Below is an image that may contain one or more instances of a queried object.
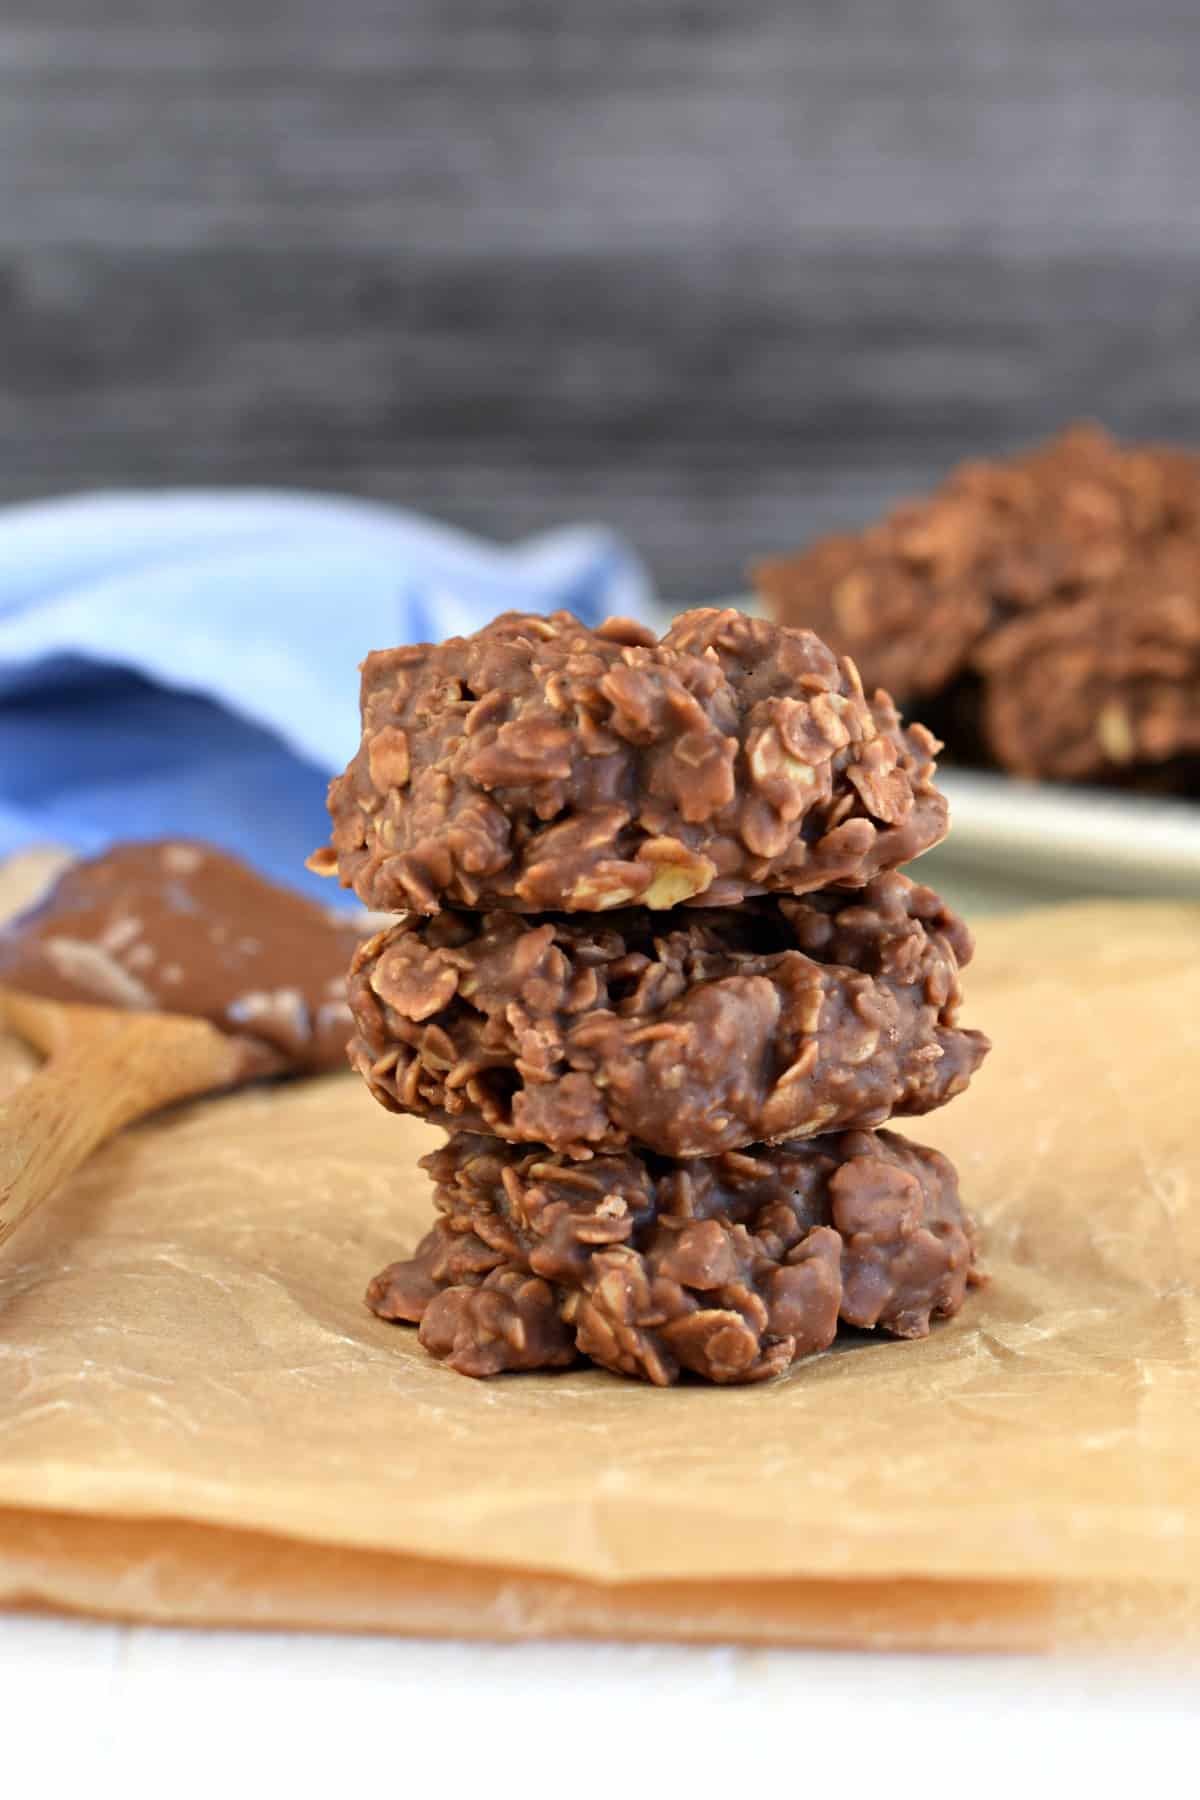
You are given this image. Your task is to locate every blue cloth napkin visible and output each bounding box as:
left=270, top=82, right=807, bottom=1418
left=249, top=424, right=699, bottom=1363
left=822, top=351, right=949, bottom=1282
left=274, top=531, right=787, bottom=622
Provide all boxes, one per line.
left=0, top=491, right=652, bottom=899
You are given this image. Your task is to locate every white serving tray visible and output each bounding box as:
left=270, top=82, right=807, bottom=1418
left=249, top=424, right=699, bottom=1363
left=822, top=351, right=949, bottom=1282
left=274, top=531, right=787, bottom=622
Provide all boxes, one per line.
left=932, top=768, right=1200, bottom=905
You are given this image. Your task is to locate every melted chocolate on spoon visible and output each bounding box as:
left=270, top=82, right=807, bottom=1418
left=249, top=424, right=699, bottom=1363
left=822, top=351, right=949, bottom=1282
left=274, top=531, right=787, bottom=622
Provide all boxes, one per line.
left=0, top=841, right=370, bottom=1076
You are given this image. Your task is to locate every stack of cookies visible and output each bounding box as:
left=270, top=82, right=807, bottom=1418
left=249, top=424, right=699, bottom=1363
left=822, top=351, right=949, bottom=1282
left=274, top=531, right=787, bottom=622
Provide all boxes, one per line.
left=319, top=608, right=989, bottom=1384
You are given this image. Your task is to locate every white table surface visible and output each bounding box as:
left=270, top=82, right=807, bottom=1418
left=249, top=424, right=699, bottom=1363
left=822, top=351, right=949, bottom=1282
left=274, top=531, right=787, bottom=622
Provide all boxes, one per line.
left=6, top=1612, right=1197, bottom=1799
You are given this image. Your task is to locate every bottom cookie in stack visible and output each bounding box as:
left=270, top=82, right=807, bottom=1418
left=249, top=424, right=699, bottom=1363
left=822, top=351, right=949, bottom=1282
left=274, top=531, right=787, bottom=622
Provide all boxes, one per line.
left=367, top=1128, right=979, bottom=1385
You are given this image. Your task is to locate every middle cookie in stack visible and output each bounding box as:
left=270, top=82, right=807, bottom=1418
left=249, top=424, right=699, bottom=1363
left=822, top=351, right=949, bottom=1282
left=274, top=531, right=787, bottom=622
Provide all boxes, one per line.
left=326, top=606, right=989, bottom=1383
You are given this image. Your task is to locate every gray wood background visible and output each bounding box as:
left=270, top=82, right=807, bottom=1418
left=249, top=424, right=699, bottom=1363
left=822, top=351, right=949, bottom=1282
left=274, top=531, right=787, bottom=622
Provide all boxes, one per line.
left=3, top=0, right=1199, bottom=598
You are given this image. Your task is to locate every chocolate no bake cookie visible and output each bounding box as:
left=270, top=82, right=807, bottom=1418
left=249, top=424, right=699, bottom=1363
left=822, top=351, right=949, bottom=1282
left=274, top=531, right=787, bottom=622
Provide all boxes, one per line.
left=755, top=424, right=1200, bottom=786
left=321, top=606, right=949, bottom=915
left=367, top=1127, right=978, bottom=1384
left=975, top=582, right=1200, bottom=782
left=347, top=871, right=988, bottom=1158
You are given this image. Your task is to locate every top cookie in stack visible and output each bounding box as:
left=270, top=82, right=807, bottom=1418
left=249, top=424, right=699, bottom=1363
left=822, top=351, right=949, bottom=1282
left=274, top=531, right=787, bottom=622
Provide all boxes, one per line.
left=325, top=608, right=949, bottom=915
left=321, top=608, right=988, bottom=1384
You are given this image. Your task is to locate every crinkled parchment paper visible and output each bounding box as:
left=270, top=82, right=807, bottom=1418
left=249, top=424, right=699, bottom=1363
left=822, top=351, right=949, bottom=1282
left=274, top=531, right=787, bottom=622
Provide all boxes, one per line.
left=1, top=851, right=1198, bottom=1650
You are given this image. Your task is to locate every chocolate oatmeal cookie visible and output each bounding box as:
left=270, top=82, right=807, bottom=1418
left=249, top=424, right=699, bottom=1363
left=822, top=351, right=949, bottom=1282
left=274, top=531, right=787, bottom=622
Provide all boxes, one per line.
left=976, top=581, right=1200, bottom=782
left=367, top=1127, right=978, bottom=1384
left=348, top=871, right=988, bottom=1158
left=755, top=424, right=1200, bottom=786
left=321, top=606, right=948, bottom=915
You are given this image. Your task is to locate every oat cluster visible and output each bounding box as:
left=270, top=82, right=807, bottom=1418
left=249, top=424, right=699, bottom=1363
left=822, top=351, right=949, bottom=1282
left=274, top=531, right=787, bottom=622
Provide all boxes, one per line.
left=326, top=607, right=948, bottom=914
left=756, top=424, right=1200, bottom=786
left=324, top=608, right=988, bottom=1384
left=348, top=872, right=987, bottom=1159
left=368, top=1130, right=976, bottom=1385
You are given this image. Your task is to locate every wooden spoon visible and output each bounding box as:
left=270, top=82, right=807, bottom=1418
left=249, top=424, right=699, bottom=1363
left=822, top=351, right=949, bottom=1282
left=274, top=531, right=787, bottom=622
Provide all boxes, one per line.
left=0, top=988, right=256, bottom=1250
left=0, top=839, right=372, bottom=1254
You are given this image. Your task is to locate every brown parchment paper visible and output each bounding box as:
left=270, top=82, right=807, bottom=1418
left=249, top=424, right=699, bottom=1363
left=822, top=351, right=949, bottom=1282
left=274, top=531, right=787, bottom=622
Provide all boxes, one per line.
left=1, top=851, right=1198, bottom=1650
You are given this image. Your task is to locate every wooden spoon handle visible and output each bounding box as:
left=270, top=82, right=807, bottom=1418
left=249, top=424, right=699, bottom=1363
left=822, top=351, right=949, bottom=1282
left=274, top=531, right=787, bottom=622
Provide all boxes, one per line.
left=0, top=1014, right=244, bottom=1249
